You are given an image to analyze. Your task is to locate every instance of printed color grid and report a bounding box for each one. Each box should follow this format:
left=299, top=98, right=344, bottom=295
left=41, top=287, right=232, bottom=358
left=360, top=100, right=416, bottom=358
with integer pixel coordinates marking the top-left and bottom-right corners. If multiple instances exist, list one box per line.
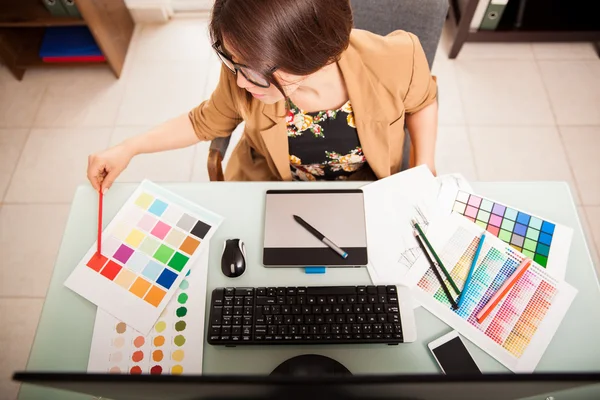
left=452, top=191, right=555, bottom=267
left=86, top=192, right=211, bottom=308
left=417, top=227, right=558, bottom=358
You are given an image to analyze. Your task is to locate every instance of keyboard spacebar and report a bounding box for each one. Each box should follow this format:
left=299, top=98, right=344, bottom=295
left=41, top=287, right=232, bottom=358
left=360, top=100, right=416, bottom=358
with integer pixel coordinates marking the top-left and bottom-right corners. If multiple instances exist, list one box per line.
left=306, top=286, right=357, bottom=295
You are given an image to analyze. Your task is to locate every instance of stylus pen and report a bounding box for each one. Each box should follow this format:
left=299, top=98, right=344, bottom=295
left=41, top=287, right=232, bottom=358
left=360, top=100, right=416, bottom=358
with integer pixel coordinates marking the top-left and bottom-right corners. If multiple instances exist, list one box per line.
left=413, top=230, right=458, bottom=310
left=412, top=220, right=460, bottom=295
left=458, top=233, right=485, bottom=308
left=476, top=258, right=532, bottom=323
left=98, top=190, right=103, bottom=254
left=293, top=215, right=348, bottom=259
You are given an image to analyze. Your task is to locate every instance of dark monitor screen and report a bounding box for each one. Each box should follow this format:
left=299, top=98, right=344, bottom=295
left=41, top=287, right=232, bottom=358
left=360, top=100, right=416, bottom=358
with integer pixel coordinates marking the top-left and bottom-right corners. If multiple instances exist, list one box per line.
left=14, top=372, right=600, bottom=400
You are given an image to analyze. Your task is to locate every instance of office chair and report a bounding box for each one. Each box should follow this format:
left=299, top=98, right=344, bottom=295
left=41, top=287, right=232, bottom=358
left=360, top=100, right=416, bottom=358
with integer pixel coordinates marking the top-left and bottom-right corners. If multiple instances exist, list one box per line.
left=206, top=0, right=448, bottom=181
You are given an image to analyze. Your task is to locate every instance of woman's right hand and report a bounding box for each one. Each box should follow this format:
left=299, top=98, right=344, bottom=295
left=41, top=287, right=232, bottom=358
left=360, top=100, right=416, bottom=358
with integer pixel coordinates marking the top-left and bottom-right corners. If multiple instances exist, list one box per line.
left=87, top=144, right=136, bottom=193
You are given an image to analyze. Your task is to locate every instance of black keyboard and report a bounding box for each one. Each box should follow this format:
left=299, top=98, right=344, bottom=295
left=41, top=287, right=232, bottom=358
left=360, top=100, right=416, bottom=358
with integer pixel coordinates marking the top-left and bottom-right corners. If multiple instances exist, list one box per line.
left=207, top=285, right=404, bottom=345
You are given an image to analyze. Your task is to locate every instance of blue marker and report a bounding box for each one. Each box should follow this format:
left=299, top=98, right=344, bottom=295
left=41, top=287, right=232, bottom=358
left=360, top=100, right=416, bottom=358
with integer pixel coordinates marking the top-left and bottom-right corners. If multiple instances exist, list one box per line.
left=458, top=232, right=485, bottom=308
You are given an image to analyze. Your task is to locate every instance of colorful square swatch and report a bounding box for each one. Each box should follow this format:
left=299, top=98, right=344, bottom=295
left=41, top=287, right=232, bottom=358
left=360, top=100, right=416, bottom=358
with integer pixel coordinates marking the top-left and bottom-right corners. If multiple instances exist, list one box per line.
left=452, top=190, right=560, bottom=268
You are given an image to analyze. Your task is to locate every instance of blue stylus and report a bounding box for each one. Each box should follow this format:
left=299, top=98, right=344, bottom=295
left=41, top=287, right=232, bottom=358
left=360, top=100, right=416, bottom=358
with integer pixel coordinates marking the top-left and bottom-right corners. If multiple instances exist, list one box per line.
left=457, top=233, right=485, bottom=308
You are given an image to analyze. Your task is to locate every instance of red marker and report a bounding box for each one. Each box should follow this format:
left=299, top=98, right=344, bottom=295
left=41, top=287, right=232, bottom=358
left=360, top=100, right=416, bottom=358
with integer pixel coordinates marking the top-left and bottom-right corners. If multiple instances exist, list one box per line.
left=476, top=258, right=532, bottom=323
left=98, top=190, right=103, bottom=254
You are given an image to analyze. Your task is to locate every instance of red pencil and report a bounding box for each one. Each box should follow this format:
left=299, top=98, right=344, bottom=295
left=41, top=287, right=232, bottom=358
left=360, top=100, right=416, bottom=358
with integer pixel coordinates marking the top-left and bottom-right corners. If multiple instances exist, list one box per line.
left=476, top=258, right=532, bottom=323
left=98, top=190, right=103, bottom=254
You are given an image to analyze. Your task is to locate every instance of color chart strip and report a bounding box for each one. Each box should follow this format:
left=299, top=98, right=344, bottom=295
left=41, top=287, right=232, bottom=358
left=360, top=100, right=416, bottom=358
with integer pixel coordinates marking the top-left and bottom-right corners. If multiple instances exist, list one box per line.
left=85, top=191, right=209, bottom=308
left=452, top=191, right=556, bottom=267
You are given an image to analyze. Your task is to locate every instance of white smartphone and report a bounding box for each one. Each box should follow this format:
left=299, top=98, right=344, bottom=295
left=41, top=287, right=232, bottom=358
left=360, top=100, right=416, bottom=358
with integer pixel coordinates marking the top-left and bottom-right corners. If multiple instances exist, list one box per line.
left=428, top=331, right=481, bottom=374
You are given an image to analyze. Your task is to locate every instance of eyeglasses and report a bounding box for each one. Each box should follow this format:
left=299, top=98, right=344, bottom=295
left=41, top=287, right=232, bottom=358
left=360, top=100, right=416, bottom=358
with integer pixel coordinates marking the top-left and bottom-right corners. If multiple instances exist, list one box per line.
left=212, top=41, right=274, bottom=88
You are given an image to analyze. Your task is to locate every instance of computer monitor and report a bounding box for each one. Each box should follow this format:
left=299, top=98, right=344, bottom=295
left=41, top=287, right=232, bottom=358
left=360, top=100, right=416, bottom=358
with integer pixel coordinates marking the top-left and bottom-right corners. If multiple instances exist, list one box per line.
left=14, top=371, right=600, bottom=400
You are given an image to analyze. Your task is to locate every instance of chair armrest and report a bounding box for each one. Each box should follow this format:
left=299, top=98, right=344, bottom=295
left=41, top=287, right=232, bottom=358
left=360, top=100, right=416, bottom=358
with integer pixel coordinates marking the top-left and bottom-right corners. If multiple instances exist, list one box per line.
left=207, top=136, right=232, bottom=181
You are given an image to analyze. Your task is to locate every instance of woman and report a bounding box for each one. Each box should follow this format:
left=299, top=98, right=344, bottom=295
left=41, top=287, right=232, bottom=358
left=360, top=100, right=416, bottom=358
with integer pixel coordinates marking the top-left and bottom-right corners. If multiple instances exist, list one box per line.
left=87, top=0, right=438, bottom=191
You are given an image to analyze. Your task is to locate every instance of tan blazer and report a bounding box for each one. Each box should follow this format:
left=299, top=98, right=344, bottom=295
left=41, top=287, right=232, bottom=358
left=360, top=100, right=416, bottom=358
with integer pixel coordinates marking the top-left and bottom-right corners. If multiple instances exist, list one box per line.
left=189, top=29, right=437, bottom=181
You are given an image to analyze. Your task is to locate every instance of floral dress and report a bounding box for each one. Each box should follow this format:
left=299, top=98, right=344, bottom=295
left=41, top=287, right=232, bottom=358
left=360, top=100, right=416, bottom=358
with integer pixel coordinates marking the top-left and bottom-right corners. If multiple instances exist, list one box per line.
left=287, top=100, right=367, bottom=181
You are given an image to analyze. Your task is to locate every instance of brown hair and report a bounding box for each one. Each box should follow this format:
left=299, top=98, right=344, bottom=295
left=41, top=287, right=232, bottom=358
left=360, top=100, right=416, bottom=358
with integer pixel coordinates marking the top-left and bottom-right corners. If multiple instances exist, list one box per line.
left=209, top=0, right=353, bottom=111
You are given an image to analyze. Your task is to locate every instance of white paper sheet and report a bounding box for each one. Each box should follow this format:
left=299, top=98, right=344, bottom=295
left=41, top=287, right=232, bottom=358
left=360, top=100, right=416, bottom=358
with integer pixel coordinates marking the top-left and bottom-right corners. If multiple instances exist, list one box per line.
left=65, top=180, right=223, bottom=335
left=404, top=214, right=577, bottom=372
left=362, top=167, right=473, bottom=285
left=88, top=249, right=210, bottom=375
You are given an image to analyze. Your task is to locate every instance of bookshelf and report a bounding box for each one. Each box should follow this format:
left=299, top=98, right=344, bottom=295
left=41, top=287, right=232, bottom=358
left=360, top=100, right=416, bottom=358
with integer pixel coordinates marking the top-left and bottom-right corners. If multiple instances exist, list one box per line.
left=0, top=0, right=134, bottom=80
left=447, top=0, right=600, bottom=58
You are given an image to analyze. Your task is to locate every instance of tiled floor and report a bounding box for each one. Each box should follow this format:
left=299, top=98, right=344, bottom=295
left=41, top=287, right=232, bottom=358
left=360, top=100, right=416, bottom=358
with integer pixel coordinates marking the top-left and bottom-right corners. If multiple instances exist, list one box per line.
left=0, top=16, right=599, bottom=398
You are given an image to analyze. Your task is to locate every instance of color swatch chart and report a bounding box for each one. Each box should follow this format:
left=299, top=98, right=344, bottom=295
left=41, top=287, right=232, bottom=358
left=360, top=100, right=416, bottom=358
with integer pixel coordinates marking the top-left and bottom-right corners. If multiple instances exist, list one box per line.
left=451, top=190, right=572, bottom=278
left=406, top=214, right=577, bottom=372
left=65, top=180, right=223, bottom=334
left=88, top=250, right=209, bottom=375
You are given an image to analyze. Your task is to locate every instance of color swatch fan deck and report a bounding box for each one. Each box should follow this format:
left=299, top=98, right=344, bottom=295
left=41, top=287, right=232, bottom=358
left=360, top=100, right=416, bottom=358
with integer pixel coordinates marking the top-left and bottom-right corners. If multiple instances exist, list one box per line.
left=452, top=191, right=572, bottom=278
left=405, top=214, right=577, bottom=372
left=65, top=180, right=223, bottom=334
left=88, top=250, right=210, bottom=375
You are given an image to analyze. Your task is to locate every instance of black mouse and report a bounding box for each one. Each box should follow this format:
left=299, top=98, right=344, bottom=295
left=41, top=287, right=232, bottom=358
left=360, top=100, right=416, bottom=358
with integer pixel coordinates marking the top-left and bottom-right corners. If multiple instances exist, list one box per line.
left=221, top=239, right=246, bottom=278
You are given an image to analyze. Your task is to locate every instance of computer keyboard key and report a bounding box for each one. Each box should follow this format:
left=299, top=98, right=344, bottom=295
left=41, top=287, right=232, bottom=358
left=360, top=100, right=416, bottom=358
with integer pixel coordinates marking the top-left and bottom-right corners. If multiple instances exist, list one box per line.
left=211, top=307, right=223, bottom=325
left=374, top=334, right=383, bottom=340
left=274, top=315, right=283, bottom=324
left=266, top=315, right=273, bottom=325
left=357, top=287, right=366, bottom=294
left=245, top=297, right=253, bottom=306
left=290, top=325, right=298, bottom=334
left=348, top=295, right=357, bottom=304
left=315, top=315, right=324, bottom=324
left=284, top=316, right=293, bottom=324
left=224, top=307, right=233, bottom=316
left=347, top=314, right=356, bottom=323
left=374, top=324, right=383, bottom=334
left=257, top=297, right=275, bottom=305
left=344, top=335, right=352, bottom=340
left=233, top=316, right=242, bottom=325
left=268, top=326, right=277, bottom=335
left=284, top=335, right=293, bottom=341
left=377, top=314, right=387, bottom=323
left=213, top=289, right=224, bottom=304
left=386, top=286, right=397, bottom=294
left=379, top=295, right=387, bottom=303
left=326, top=315, right=335, bottom=324
left=257, top=288, right=266, bottom=296
left=305, top=315, right=314, bottom=324
left=354, top=334, right=362, bottom=340
left=282, top=306, right=291, bottom=314
left=352, top=325, right=361, bottom=334
left=267, top=288, right=276, bottom=297
left=367, top=314, right=377, bottom=323
left=331, top=325, right=340, bottom=334
left=389, top=314, right=399, bottom=323
left=357, top=314, right=366, bottom=323
left=368, top=295, right=378, bottom=303
left=301, top=326, right=308, bottom=334
left=302, top=306, right=311, bottom=314
left=385, top=334, right=392, bottom=339
left=263, top=305, right=271, bottom=314
left=287, top=296, right=296, bottom=305
left=317, top=296, right=326, bottom=304
left=310, top=326, right=318, bottom=334
left=363, top=324, right=372, bottom=333
left=224, top=297, right=233, bottom=306
left=235, top=288, right=254, bottom=296
left=388, top=295, right=398, bottom=303
left=338, top=296, right=347, bottom=304
left=343, top=305, right=352, bottom=313
left=327, top=296, right=336, bottom=304
left=394, top=324, right=403, bottom=333
left=364, top=305, right=373, bottom=313
left=255, top=326, right=267, bottom=335
left=222, top=316, right=232, bottom=326
left=233, top=307, right=243, bottom=316
left=333, top=305, right=342, bottom=313
left=232, top=326, right=242, bottom=335
left=336, top=315, right=345, bottom=324
left=277, top=296, right=285, bottom=304
left=244, top=306, right=253, bottom=316
left=286, top=287, right=297, bottom=295
left=313, top=306, right=322, bottom=314
left=234, top=297, right=243, bottom=306
left=279, top=326, right=287, bottom=335
left=358, top=295, right=367, bottom=303
left=307, top=296, right=316, bottom=304
left=385, top=305, right=399, bottom=314
left=274, top=336, right=283, bottom=340
left=225, top=288, right=235, bottom=296
left=321, top=325, right=329, bottom=334
left=295, top=316, right=303, bottom=324
left=294, top=335, right=303, bottom=340
left=211, top=326, right=221, bottom=335
left=243, top=336, right=251, bottom=341
left=367, top=286, right=377, bottom=294
left=323, top=306, right=332, bottom=314
left=297, top=287, right=307, bottom=294
left=272, top=306, right=281, bottom=314
left=242, top=326, right=251, bottom=335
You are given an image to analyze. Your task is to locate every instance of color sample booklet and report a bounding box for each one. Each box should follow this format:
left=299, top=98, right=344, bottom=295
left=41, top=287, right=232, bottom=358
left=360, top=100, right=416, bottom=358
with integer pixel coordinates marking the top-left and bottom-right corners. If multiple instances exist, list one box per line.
left=65, top=180, right=223, bottom=335
left=404, top=214, right=577, bottom=372
left=451, top=190, right=572, bottom=279
left=88, top=249, right=209, bottom=375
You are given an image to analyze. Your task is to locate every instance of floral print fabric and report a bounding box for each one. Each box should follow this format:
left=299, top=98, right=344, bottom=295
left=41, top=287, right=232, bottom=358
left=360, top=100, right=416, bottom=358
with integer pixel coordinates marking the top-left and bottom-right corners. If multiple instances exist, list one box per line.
left=287, top=100, right=366, bottom=181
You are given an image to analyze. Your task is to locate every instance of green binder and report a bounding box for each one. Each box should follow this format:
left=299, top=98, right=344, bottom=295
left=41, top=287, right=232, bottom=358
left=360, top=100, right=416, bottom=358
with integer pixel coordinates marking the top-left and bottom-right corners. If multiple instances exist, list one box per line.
left=40, top=0, right=69, bottom=17
left=60, top=0, right=83, bottom=18
left=480, top=0, right=509, bottom=30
